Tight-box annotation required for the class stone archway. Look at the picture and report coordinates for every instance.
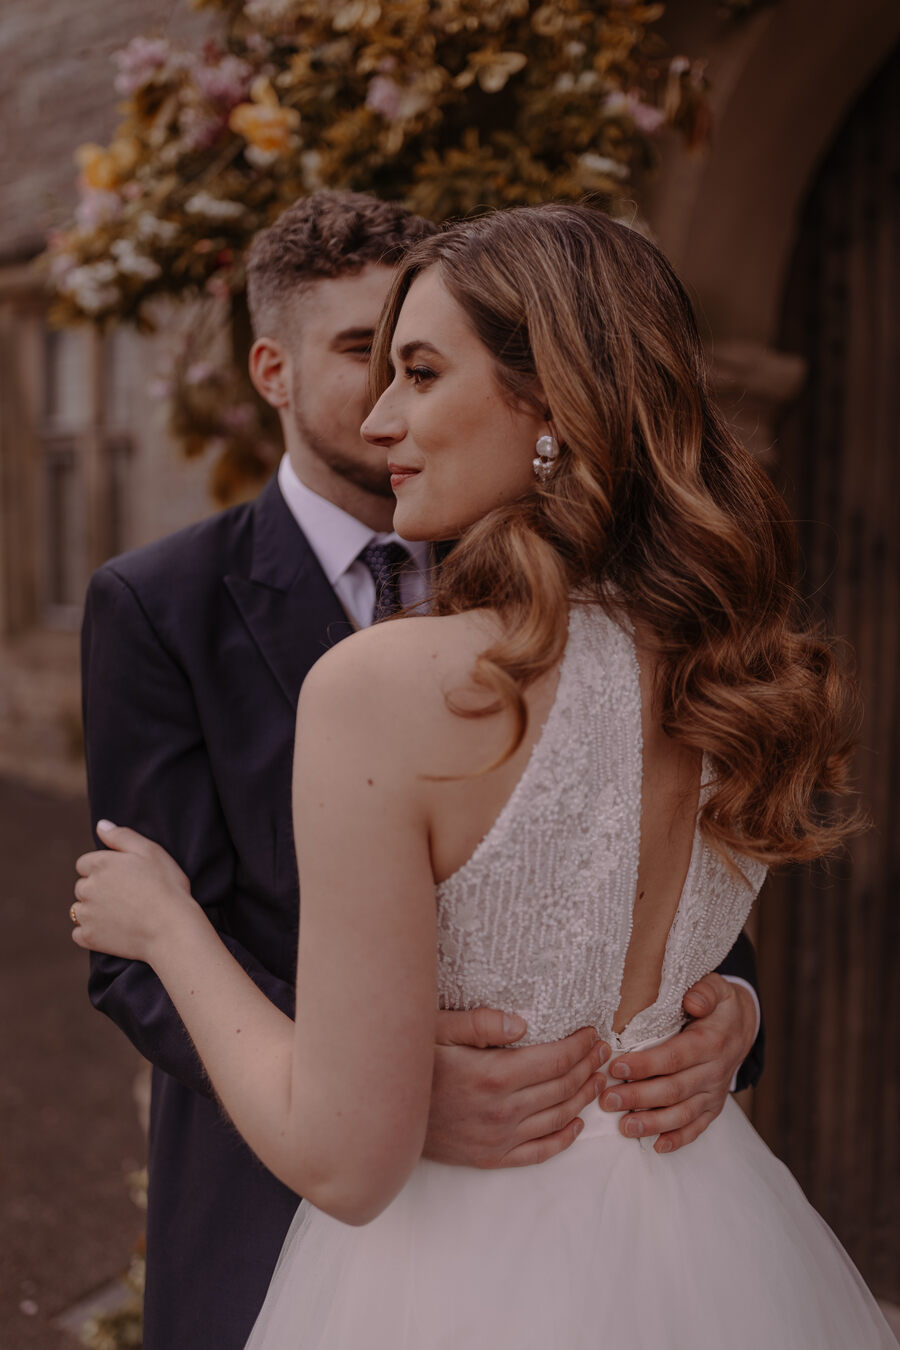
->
[644,0,900,458]
[649,0,900,342]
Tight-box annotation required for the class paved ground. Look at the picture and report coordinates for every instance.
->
[0,777,145,1350]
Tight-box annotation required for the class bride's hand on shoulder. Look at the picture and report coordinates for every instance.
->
[71,822,196,964]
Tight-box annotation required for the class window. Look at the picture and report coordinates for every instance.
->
[37,321,134,628]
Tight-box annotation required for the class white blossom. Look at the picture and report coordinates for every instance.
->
[111,239,163,280]
[61,262,121,314]
[578,153,630,181]
[135,213,180,244]
[184,192,246,221]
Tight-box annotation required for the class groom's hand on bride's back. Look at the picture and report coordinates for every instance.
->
[426,977,757,1167]
[425,1011,609,1168]
[596,974,759,1154]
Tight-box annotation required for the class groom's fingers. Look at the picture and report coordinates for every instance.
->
[434,1007,528,1048]
[614,1089,719,1143]
[606,1020,724,1085]
[598,1062,720,1115]
[507,1071,601,1158]
[498,1115,587,1168]
[654,1104,719,1154]
[512,1038,608,1118]
[502,1027,608,1093]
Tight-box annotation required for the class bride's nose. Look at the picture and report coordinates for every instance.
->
[361,389,405,446]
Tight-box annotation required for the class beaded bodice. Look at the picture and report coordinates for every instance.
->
[435,603,767,1050]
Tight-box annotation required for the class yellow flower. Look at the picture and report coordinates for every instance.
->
[332,0,381,31]
[531,5,564,37]
[75,143,120,191]
[228,78,300,155]
[455,49,527,94]
[110,136,141,176]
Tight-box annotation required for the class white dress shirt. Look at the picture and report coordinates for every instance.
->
[278,454,431,629]
[278,456,760,1082]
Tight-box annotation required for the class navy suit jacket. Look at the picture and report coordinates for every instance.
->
[82,476,764,1350]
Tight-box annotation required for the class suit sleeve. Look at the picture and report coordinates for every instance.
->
[714,929,765,1092]
[82,564,295,1098]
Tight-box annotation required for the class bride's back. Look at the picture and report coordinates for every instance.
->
[390,603,762,1049]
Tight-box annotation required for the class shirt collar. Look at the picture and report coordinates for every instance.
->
[277,454,429,585]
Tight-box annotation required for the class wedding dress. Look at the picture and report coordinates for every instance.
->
[246,603,895,1348]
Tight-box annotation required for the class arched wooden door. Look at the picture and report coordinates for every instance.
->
[753,42,900,1301]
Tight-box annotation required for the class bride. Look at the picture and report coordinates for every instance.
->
[71,203,893,1347]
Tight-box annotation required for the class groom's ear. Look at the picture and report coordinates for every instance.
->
[249,337,291,410]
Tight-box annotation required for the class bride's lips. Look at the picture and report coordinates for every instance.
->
[388,462,421,490]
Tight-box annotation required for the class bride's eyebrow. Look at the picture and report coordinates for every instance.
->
[396,339,444,362]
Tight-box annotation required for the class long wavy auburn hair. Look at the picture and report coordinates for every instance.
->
[369,203,862,868]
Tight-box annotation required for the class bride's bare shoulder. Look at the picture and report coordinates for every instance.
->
[299,611,501,719]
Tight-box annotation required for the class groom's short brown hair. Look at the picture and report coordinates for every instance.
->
[246,189,437,338]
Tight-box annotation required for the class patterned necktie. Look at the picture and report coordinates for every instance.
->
[359,541,411,623]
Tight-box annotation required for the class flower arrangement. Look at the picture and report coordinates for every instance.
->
[47,0,713,499]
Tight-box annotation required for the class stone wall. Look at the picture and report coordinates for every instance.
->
[0,0,212,261]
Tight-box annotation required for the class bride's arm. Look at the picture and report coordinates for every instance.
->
[73,631,437,1225]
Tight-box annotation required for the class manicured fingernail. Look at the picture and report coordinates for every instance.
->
[603,1092,622,1111]
[611,1061,629,1078]
[502,1013,526,1038]
[656,1139,673,1154]
[625,1117,643,1138]
[97,820,116,833]
[573,1118,584,1137]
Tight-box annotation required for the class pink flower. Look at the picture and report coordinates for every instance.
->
[366,75,403,120]
[74,188,122,230]
[629,100,666,134]
[179,105,228,152]
[603,90,666,135]
[113,36,174,97]
[365,74,431,122]
[193,54,254,109]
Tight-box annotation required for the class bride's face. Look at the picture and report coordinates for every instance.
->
[361,267,545,541]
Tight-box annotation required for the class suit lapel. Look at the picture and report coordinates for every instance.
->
[225,478,355,710]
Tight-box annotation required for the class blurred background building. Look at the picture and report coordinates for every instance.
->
[0,0,897,1339]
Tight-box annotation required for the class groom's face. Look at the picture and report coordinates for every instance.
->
[285,264,397,502]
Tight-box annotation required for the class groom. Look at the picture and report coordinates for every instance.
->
[82,190,764,1350]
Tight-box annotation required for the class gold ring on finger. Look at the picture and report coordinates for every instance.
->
[70,904,80,926]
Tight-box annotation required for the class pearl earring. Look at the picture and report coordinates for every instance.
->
[533,433,560,483]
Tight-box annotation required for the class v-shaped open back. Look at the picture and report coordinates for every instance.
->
[434,602,766,1049]
[611,627,705,1035]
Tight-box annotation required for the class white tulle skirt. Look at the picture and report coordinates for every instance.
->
[245,1090,895,1349]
